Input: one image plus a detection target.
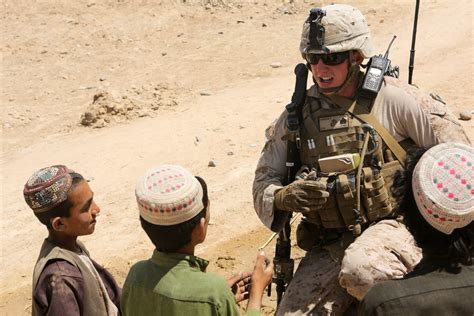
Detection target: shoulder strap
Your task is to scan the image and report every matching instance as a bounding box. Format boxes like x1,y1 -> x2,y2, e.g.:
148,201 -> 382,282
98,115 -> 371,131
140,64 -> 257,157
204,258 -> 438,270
356,113 -> 406,167
329,94 -> 407,168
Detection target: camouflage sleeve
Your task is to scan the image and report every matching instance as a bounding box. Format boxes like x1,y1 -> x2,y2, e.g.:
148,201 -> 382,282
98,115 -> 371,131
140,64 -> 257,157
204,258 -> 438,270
252,111 -> 291,232
382,78 -> 471,146
417,92 -> 471,145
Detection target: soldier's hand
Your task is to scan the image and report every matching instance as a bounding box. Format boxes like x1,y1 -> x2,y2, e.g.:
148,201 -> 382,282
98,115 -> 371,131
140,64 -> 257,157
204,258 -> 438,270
274,179 -> 329,213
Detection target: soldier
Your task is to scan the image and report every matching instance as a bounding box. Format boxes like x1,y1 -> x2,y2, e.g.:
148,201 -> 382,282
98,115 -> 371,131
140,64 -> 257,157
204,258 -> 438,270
252,4 -> 470,315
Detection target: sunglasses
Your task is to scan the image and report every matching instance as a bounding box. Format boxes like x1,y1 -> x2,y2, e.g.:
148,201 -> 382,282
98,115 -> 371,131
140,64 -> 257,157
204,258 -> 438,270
305,52 -> 349,65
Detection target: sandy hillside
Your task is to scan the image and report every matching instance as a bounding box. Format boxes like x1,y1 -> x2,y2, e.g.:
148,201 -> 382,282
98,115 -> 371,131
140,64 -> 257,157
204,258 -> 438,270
1,0 -> 472,314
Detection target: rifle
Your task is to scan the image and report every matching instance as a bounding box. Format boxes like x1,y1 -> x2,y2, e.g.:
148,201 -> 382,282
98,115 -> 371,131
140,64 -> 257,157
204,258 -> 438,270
267,63 -> 308,306
408,0 -> 421,84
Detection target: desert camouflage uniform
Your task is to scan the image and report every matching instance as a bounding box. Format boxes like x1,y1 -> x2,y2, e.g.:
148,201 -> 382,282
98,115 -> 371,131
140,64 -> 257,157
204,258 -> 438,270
253,78 -> 470,315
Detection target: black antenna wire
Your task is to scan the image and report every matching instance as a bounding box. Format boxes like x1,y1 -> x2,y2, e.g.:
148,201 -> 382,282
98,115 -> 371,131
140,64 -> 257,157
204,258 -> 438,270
409,0 -> 421,84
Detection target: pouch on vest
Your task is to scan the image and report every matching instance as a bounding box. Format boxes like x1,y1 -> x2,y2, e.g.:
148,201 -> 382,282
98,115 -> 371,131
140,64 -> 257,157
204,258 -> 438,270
361,160 -> 402,221
296,218 -> 320,251
315,176 -> 345,228
308,173 -> 369,229
335,173 -> 364,227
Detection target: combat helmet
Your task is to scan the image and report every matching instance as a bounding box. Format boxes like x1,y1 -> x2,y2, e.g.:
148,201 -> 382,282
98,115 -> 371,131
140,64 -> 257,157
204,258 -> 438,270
300,4 -> 374,59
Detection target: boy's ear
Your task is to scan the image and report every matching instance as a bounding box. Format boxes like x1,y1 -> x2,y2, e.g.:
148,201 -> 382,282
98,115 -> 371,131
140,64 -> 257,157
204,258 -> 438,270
51,217 -> 66,232
193,217 -> 207,243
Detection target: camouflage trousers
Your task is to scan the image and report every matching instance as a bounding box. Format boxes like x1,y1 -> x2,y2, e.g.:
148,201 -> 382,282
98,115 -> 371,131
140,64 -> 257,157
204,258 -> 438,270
276,219 -> 422,315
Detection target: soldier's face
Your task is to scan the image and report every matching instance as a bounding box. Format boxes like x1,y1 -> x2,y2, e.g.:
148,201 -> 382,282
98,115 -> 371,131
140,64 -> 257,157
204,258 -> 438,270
310,58 -> 349,92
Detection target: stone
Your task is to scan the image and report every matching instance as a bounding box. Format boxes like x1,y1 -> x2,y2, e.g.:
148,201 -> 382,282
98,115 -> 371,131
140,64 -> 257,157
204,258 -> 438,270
459,111 -> 472,121
208,160 -> 217,167
137,111 -> 150,117
270,62 -> 282,68
93,118 -> 107,128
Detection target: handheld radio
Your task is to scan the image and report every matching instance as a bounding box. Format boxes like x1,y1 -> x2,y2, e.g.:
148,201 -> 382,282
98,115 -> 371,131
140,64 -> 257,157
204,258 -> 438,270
359,36 -> 398,100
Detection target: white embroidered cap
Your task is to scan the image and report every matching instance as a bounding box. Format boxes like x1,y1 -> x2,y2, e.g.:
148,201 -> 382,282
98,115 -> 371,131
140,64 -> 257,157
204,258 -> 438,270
412,143 -> 474,234
135,164 -> 204,226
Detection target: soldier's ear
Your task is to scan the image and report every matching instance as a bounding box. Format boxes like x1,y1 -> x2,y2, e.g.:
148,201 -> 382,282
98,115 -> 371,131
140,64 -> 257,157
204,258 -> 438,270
306,62 -> 312,72
353,51 -> 364,64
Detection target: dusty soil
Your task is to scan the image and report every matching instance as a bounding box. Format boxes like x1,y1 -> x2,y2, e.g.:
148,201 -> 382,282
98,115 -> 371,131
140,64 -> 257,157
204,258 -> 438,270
1,0 -> 472,314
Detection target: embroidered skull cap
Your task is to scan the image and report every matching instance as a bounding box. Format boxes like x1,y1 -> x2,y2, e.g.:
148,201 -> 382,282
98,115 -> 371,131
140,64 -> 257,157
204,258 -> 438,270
412,143 -> 474,234
135,164 -> 204,226
23,165 -> 74,213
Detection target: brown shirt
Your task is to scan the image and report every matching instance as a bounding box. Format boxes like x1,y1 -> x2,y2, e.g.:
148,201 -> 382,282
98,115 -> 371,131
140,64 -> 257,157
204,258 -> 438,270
34,259 -> 121,316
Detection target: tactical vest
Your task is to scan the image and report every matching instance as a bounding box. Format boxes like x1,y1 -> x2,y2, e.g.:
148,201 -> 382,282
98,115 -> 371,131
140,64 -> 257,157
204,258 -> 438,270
296,90 -> 403,232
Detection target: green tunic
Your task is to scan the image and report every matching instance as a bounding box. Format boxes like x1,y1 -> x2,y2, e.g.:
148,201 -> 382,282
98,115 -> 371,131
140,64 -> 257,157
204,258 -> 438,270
121,250 -> 259,316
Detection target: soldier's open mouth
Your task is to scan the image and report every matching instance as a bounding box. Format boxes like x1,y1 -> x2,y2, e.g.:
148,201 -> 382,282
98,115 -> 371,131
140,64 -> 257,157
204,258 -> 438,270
319,77 -> 333,83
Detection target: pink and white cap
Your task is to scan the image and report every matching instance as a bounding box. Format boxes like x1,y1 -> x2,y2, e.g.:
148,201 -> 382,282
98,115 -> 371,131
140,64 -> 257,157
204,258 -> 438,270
412,143 -> 474,235
135,164 -> 204,226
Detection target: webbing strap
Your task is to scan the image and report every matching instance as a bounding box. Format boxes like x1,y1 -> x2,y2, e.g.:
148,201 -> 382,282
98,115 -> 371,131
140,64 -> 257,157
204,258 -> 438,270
328,94 -> 407,168
356,114 -> 406,168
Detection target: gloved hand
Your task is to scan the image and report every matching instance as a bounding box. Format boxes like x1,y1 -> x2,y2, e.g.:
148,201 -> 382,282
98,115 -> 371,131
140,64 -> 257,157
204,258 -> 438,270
274,179 -> 329,213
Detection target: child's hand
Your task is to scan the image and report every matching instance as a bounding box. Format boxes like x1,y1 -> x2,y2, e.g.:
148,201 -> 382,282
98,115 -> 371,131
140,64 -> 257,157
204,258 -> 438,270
250,251 -> 274,293
227,271 -> 252,303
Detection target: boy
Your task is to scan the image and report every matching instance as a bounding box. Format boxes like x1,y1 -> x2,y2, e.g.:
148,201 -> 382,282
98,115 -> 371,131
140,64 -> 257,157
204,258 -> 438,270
121,164 -> 273,315
360,143 -> 474,315
24,165 -> 121,315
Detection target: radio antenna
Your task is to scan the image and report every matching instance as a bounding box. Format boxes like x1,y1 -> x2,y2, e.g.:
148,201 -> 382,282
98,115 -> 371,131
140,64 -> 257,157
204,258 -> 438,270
408,0 -> 421,84
384,35 -> 397,59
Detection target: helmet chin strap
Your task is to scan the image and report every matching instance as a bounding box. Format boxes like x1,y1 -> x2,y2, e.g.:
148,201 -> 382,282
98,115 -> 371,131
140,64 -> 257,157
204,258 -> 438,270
315,51 -> 360,95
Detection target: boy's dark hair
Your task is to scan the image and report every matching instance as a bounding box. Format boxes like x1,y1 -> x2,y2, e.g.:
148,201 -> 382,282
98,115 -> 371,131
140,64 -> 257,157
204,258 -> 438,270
36,172 -> 85,229
392,147 -> 473,264
140,176 -> 209,252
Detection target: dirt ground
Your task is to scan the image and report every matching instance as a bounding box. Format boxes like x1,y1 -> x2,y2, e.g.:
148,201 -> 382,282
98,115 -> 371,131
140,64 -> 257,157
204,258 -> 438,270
1,0 -> 472,314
